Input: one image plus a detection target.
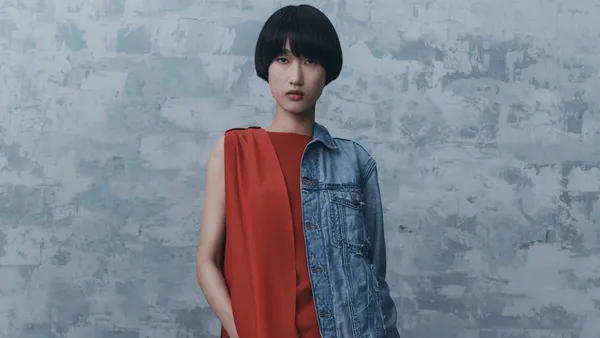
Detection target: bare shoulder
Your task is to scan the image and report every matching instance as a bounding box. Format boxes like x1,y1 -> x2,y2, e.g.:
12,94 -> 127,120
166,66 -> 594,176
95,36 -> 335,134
209,134 -> 225,159
202,135 -> 224,181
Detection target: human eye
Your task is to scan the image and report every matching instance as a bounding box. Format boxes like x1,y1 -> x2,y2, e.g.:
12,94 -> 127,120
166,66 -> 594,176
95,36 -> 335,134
305,58 -> 317,65
276,57 -> 289,63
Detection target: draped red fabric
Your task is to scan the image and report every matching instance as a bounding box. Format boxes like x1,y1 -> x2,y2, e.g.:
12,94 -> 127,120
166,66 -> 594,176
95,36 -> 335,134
220,127 -> 320,338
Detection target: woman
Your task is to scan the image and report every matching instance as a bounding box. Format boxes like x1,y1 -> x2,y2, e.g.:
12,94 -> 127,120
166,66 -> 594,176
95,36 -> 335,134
196,4 -> 400,338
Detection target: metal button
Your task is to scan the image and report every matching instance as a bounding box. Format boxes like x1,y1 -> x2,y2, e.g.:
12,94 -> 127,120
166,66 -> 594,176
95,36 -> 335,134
311,267 -> 323,273
305,224 -> 318,230
319,312 -> 330,317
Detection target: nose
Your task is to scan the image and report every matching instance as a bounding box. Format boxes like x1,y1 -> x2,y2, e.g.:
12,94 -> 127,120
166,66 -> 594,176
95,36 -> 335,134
288,62 -> 304,86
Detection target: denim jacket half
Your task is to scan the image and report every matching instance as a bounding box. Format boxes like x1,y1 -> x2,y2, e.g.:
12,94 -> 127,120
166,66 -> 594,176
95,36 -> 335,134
300,122 -> 400,338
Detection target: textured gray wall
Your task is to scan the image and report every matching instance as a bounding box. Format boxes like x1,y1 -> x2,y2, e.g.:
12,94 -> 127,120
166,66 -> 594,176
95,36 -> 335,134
1,0 -> 600,337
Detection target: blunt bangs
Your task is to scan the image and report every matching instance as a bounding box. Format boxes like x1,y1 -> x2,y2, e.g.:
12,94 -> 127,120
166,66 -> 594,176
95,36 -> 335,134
254,5 -> 343,86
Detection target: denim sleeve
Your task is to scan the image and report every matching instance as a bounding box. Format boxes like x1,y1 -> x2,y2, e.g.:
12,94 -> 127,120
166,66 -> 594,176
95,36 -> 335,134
363,158 -> 400,337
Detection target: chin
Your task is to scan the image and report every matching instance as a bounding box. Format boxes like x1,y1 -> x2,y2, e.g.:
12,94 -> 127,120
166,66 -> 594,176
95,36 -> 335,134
288,107 -> 312,115
280,101 -> 313,115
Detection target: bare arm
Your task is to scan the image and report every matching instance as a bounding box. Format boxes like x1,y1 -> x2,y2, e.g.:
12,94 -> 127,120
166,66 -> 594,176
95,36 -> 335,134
196,135 -> 238,338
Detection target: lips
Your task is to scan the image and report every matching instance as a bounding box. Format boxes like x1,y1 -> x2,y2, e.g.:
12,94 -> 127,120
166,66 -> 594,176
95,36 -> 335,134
286,90 -> 304,101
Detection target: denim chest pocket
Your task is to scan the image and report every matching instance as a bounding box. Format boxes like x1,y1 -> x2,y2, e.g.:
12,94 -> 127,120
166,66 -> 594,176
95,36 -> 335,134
327,188 -> 367,253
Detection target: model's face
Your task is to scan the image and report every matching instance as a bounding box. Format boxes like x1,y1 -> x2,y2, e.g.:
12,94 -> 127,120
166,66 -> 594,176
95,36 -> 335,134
268,40 -> 326,115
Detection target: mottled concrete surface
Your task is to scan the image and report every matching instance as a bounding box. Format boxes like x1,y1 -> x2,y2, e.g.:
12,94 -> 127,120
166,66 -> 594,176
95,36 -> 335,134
1,0 -> 600,337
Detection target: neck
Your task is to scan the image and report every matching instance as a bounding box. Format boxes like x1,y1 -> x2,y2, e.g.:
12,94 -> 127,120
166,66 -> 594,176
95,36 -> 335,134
266,104 -> 315,136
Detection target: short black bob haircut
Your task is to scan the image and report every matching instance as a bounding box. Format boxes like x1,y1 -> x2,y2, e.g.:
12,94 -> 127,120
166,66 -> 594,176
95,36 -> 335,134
254,4 -> 343,86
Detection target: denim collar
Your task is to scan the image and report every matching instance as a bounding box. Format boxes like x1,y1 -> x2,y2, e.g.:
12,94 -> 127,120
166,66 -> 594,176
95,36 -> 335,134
312,122 -> 337,149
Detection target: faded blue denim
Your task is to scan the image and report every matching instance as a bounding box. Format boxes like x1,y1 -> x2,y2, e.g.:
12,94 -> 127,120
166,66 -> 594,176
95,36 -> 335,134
300,122 -> 400,338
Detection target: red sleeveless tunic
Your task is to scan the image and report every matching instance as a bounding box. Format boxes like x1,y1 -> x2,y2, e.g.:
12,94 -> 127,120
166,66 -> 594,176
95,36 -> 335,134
221,127 -> 321,338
